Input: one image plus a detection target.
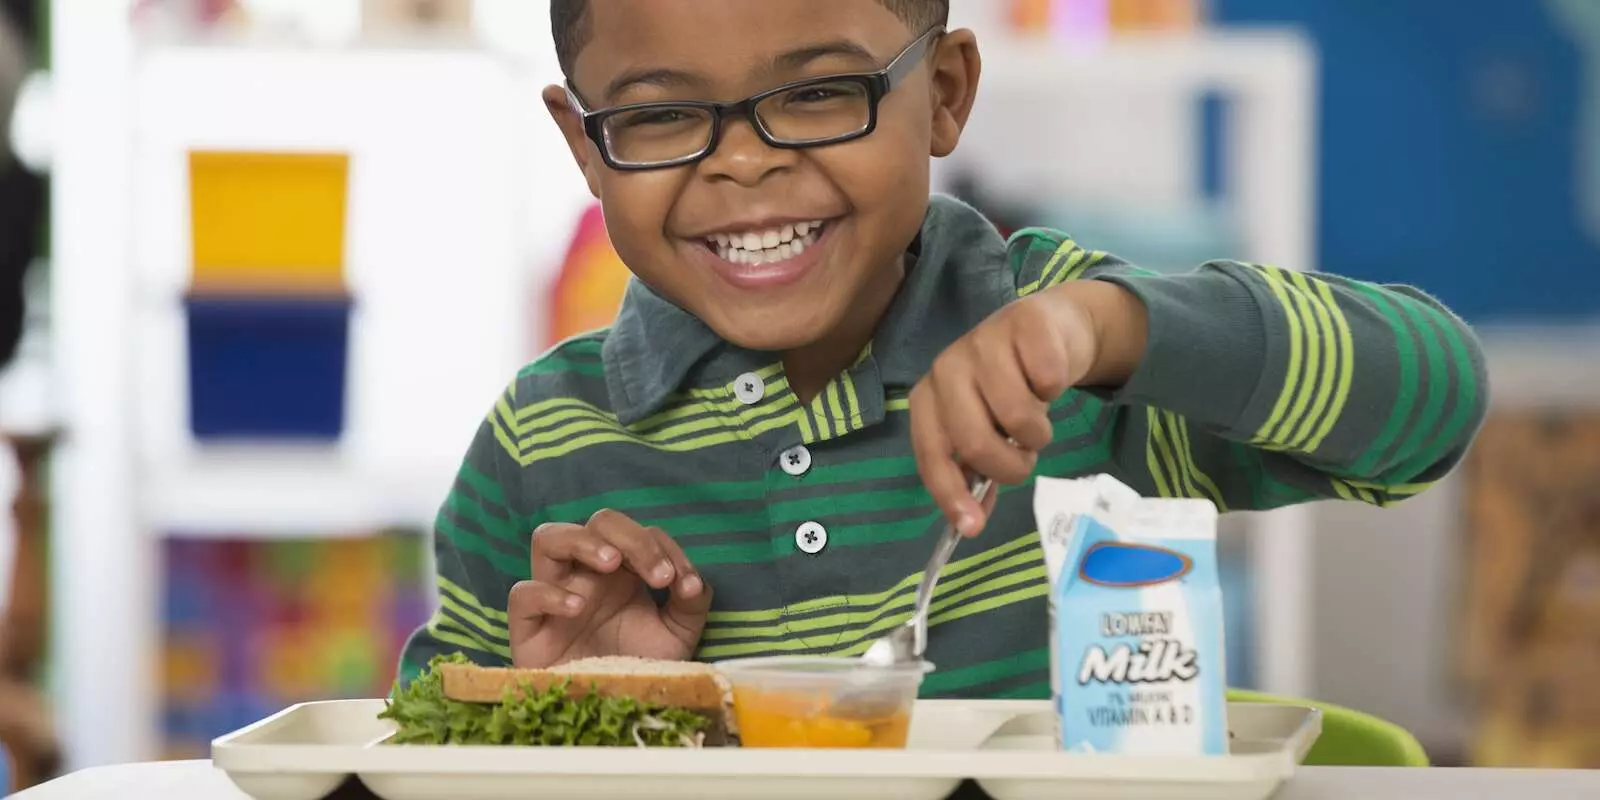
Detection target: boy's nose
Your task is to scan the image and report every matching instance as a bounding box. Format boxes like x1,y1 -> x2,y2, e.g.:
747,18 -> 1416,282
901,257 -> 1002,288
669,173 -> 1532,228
697,117 -> 799,187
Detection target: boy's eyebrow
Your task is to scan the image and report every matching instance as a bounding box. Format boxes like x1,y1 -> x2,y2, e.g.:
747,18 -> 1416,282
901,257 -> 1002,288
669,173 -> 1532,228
767,39 -> 881,73
603,68 -> 706,104
599,40 -> 881,104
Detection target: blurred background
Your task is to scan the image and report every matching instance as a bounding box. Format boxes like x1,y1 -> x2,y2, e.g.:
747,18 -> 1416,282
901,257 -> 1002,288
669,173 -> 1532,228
0,0 -> 1597,791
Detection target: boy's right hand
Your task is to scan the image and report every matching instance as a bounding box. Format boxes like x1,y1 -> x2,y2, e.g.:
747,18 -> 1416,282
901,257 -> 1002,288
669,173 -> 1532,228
508,509 -> 711,668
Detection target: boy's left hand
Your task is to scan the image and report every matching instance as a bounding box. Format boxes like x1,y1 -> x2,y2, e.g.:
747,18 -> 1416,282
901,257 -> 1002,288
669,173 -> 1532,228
910,281 -> 1148,537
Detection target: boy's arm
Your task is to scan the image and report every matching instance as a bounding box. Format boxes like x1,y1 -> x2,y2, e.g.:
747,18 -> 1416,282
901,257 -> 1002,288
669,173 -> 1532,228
1010,229 -> 1489,509
397,384 -> 534,686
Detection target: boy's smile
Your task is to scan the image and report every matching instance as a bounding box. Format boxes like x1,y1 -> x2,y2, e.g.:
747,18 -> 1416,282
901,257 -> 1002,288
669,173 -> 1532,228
544,0 -> 980,390
688,216 -> 839,291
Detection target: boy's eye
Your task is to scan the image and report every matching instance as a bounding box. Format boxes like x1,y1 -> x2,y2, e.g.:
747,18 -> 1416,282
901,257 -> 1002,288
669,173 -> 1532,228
613,108 -> 700,129
779,82 -> 864,107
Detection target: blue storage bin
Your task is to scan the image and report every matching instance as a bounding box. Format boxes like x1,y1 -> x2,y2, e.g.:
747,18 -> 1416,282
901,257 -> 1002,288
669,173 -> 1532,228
184,294 -> 352,440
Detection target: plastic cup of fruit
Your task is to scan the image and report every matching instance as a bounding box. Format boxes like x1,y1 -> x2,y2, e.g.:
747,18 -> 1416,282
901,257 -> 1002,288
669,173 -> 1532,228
715,655 -> 934,748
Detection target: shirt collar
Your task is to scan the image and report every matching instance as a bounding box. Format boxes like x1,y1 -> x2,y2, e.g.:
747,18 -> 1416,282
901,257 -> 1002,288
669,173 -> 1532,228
603,194 -> 1015,426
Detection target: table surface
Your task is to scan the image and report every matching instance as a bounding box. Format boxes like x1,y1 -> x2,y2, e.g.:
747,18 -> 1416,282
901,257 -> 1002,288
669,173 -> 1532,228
12,760 -> 1600,800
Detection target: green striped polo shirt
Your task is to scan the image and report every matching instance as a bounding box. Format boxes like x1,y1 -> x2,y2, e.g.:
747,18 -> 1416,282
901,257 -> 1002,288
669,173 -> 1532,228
398,194 -> 1487,698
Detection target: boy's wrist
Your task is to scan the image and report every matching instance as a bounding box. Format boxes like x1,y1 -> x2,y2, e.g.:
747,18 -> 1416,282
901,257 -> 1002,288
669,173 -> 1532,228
1048,280 -> 1149,389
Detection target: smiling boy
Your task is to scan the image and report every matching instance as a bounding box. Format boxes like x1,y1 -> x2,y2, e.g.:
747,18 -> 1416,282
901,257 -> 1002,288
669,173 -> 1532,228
397,0 -> 1487,699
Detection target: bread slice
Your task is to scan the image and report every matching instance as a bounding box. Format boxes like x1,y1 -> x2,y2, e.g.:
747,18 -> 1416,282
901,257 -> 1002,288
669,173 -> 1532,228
439,656 -> 729,707
438,657 -> 737,745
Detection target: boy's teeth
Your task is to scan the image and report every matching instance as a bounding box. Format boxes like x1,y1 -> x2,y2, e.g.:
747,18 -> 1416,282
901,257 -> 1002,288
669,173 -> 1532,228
716,219 -> 832,262
710,220 -> 827,264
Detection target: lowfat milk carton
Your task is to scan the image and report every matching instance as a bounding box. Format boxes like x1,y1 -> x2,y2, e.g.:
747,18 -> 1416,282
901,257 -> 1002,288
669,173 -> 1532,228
1034,474 -> 1229,756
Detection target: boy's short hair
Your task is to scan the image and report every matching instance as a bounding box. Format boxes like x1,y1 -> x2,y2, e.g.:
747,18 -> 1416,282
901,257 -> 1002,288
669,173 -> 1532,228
551,0 -> 950,77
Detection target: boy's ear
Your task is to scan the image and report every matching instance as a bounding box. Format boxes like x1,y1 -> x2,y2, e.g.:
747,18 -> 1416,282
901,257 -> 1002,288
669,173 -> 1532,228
928,29 -> 982,159
542,84 -> 604,198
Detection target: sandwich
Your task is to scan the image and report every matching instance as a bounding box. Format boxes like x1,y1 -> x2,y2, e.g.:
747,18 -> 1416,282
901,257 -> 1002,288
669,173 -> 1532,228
379,653 -> 736,748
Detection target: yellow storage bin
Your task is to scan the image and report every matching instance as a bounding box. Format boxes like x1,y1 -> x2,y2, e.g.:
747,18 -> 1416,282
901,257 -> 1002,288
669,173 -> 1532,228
189,151 -> 350,293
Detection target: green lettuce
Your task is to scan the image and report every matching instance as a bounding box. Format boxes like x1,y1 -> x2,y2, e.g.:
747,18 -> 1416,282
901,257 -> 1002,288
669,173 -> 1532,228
378,653 -> 711,747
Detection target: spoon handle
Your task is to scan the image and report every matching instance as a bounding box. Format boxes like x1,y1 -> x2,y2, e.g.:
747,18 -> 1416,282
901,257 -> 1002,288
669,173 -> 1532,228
912,475 -> 994,625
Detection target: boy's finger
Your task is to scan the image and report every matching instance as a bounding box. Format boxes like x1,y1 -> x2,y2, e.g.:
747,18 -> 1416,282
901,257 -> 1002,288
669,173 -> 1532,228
649,527 -> 704,599
661,577 -> 713,644
531,523 -> 622,582
910,384 -> 984,536
937,376 -> 1036,486
978,347 -> 1053,451
1014,324 -> 1072,401
509,579 -> 587,622
587,509 -> 677,589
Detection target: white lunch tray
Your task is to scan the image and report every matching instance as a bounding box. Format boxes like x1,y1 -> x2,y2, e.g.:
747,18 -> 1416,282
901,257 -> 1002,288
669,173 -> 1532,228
211,698 -> 1321,800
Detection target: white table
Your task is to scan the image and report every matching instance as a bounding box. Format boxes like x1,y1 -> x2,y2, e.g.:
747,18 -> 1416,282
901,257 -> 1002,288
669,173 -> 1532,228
12,760 -> 1600,800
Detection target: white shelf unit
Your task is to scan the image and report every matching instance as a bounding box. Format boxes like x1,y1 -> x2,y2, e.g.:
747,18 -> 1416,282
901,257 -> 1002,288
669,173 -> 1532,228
49,15 -> 594,768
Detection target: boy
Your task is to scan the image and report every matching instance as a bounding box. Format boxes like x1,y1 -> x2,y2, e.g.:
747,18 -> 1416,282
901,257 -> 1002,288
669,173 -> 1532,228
397,0 -> 1487,699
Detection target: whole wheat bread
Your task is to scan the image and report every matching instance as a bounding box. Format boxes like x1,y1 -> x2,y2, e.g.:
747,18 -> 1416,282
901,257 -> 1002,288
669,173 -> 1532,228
439,656 -> 730,709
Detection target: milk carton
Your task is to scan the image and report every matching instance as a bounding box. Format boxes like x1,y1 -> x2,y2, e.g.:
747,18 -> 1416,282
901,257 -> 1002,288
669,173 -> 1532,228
1034,474 -> 1229,756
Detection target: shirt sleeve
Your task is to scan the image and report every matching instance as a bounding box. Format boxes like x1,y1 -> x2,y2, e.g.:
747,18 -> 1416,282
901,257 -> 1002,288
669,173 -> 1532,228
1009,228 -> 1489,510
396,381 -> 538,686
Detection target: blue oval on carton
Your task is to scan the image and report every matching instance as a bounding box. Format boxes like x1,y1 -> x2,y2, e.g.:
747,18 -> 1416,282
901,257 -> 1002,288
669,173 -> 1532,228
1078,542 -> 1193,587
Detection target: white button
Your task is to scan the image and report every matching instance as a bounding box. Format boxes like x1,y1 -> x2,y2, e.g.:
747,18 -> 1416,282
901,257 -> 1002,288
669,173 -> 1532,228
733,372 -> 765,405
795,521 -> 828,554
779,445 -> 812,476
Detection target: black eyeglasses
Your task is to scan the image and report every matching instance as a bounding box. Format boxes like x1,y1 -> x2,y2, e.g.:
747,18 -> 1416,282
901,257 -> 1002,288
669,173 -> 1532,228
566,27 -> 944,171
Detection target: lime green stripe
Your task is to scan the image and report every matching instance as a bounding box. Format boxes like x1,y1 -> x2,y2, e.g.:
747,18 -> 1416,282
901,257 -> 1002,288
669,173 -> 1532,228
885,397 -> 910,412
438,576 -> 509,623
1017,238 -> 1077,296
513,386 -> 797,442
438,588 -> 510,641
701,565 -> 1046,659
841,371 -> 863,422
1285,271 -> 1339,450
512,427 -> 746,466
1271,270 -> 1323,447
828,583 -> 1049,657
702,547 -> 1041,641
706,534 -> 1038,624
523,412 -> 727,449
430,617 -> 511,659
1153,411 -> 1201,501
685,362 -> 786,397
922,648 -> 1049,694
1041,247 -> 1090,290
1172,414 -> 1227,511
1152,409 -> 1177,496
1349,286 -> 1421,474
796,411 -> 817,443
1304,280 -> 1356,453
1254,268 -> 1307,445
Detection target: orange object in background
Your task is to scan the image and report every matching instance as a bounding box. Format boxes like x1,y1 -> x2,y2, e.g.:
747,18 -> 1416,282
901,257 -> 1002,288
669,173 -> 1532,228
1010,0 -> 1054,32
1109,0 -> 1201,31
546,204 -> 634,347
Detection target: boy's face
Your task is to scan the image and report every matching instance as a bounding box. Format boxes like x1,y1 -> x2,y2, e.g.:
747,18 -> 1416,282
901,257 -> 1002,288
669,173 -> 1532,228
544,0 -> 981,352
